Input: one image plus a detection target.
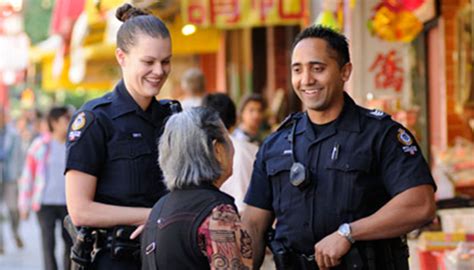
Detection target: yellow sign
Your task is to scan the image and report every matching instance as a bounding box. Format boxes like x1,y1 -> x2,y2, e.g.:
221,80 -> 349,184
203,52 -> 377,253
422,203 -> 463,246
182,0 -> 306,28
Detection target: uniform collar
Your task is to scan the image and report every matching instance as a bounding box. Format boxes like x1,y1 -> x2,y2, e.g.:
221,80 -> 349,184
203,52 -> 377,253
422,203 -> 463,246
110,80 -> 140,119
295,92 -> 361,142
109,80 -> 164,127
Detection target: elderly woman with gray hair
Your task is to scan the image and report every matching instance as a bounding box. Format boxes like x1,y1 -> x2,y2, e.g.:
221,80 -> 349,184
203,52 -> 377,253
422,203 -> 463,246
141,107 -> 253,269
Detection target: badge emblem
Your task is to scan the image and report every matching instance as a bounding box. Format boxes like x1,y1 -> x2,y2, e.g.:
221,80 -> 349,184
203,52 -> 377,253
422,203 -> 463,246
397,128 -> 413,146
71,112 -> 86,131
397,128 -> 417,155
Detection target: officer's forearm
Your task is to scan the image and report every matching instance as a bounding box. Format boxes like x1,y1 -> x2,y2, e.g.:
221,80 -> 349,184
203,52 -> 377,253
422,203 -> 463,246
241,205 -> 274,269
350,185 -> 435,241
66,170 -> 152,227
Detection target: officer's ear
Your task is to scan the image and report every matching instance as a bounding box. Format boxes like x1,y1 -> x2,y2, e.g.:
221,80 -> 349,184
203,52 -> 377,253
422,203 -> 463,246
341,62 -> 352,82
115,48 -> 127,67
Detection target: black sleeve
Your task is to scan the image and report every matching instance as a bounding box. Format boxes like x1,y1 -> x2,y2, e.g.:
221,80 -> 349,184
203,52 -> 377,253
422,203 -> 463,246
244,143 -> 273,210
65,110 -> 106,177
378,124 -> 437,197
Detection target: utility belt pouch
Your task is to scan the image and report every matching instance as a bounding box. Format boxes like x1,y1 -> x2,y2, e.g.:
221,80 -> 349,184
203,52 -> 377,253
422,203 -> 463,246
70,227 -> 94,269
110,226 -> 140,261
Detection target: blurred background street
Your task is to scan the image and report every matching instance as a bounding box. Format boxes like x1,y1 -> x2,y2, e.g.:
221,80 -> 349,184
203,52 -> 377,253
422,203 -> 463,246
0,212 -> 65,270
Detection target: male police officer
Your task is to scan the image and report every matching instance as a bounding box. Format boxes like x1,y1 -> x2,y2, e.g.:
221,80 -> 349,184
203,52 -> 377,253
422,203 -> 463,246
242,26 -> 436,270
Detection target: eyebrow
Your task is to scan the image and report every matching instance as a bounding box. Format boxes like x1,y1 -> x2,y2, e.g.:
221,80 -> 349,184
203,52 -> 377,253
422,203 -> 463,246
291,61 -> 326,67
141,55 -> 172,61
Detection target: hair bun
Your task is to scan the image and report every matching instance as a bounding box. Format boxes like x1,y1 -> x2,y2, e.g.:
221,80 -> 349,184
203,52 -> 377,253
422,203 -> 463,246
116,3 -> 149,22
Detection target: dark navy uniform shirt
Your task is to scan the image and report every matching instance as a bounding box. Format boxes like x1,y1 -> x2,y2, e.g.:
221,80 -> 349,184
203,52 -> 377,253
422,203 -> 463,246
65,80 -> 177,208
244,93 -> 436,255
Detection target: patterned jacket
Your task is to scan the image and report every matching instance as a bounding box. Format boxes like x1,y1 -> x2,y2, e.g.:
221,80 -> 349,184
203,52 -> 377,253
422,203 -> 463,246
18,133 -> 51,212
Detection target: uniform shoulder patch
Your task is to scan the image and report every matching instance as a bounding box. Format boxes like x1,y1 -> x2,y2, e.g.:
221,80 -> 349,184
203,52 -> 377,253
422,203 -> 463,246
277,112 -> 302,131
366,109 -> 390,120
397,128 -> 418,155
68,111 -> 95,142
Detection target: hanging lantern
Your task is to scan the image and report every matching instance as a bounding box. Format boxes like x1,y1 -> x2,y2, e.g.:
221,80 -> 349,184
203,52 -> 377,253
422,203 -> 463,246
369,2 -> 423,42
399,0 -> 424,11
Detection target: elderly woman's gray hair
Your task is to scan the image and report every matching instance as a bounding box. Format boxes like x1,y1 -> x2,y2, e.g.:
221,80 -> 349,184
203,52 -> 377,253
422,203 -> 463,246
159,107 -> 230,191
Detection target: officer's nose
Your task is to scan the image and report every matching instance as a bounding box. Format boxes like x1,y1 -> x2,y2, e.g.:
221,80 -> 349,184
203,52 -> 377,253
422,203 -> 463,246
301,69 -> 314,86
153,63 -> 166,77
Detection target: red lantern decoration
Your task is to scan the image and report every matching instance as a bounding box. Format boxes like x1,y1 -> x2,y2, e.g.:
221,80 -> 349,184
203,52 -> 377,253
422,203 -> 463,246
399,0 -> 424,11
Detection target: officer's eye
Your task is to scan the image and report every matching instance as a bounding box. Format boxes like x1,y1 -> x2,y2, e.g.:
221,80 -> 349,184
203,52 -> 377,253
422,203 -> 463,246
312,66 -> 324,72
292,67 -> 301,73
142,60 -> 154,66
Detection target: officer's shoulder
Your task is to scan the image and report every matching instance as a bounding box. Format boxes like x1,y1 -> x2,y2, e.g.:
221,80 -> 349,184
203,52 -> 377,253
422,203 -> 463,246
158,99 -> 182,114
359,106 -> 391,121
81,92 -> 113,112
276,112 -> 303,132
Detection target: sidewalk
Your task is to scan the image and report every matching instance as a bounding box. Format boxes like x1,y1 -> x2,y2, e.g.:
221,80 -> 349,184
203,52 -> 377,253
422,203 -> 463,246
0,212 -> 65,270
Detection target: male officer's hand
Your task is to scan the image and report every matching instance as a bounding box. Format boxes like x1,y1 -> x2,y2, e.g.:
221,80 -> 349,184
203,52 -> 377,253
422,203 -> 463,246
314,231 -> 351,269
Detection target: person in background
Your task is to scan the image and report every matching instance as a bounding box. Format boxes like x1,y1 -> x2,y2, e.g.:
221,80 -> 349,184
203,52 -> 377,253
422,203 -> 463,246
243,25 -> 436,270
141,107 -> 252,269
179,67 -> 206,110
0,108 -> 24,254
18,106 -> 73,270
232,94 -> 268,145
65,3 -> 180,269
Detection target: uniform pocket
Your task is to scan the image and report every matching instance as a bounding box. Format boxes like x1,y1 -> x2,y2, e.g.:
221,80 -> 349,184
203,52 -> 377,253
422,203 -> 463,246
325,154 -> 372,215
265,156 -> 294,214
107,139 -> 153,195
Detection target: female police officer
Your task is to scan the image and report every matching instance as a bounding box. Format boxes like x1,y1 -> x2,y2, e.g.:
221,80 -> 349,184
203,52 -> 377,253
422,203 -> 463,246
65,3 -> 179,269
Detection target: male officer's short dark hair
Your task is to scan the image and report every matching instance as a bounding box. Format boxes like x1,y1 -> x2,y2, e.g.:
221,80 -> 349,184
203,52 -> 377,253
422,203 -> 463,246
292,25 -> 350,68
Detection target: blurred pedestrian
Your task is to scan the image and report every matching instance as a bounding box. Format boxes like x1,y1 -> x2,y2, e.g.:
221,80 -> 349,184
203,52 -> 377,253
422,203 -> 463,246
65,3 -> 180,270
141,107 -> 252,269
233,94 -> 268,145
179,67 -> 206,110
0,108 -> 24,254
18,106 -> 73,270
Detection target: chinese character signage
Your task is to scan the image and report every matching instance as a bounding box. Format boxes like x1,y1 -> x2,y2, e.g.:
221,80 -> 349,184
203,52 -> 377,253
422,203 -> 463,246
369,50 -> 404,92
182,0 -> 306,28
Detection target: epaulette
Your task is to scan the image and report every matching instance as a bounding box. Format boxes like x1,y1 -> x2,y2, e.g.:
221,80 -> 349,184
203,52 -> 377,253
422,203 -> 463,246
366,109 -> 390,120
276,112 -> 303,131
83,93 -> 113,110
159,99 -> 182,115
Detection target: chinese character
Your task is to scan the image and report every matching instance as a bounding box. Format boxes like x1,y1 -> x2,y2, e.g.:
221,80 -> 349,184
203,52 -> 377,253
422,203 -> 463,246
369,50 -> 404,92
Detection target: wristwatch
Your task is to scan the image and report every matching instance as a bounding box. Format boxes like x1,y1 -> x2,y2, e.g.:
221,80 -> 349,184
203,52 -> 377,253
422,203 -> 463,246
337,223 -> 355,244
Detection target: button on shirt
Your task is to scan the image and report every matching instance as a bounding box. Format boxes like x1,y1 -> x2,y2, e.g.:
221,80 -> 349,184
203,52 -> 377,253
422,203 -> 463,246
244,93 -> 436,255
65,81 -> 171,207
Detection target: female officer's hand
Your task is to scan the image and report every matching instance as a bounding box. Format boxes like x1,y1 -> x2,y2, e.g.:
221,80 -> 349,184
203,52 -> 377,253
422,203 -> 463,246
130,224 -> 145,240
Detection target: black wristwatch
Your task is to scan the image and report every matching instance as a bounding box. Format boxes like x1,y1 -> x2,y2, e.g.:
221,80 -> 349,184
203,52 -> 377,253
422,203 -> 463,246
337,223 -> 355,244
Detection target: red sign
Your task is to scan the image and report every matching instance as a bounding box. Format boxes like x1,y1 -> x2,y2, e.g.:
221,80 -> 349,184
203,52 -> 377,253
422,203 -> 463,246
369,49 -> 404,92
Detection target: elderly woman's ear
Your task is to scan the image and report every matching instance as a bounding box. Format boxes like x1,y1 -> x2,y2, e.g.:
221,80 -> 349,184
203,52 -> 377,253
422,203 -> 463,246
213,139 -> 226,165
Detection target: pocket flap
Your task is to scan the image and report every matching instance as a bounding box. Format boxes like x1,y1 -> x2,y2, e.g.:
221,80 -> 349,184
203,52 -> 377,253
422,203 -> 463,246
265,156 -> 293,176
326,154 -> 371,173
109,140 -> 152,159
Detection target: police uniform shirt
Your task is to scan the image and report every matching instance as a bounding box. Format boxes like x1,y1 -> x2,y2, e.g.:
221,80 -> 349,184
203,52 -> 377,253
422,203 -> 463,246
65,80 -> 170,208
244,92 -> 436,255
